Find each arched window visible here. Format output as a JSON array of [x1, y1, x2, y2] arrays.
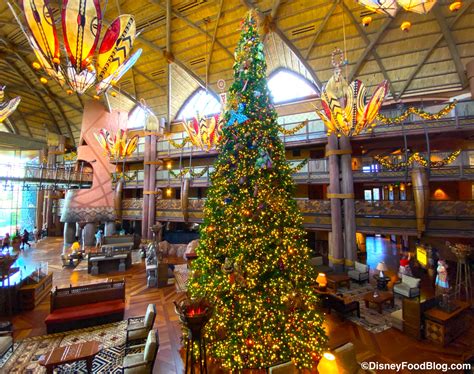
[[127, 105, 148, 129], [176, 89, 221, 121], [268, 69, 317, 104]]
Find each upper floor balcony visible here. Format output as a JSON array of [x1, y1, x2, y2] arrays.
[[120, 198, 474, 237], [145, 100, 474, 160], [118, 149, 474, 189]]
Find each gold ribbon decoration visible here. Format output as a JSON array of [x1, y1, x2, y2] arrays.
[[376, 101, 457, 125], [278, 120, 308, 135]]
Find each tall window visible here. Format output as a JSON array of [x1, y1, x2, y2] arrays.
[[176, 89, 221, 121], [267, 70, 317, 104]]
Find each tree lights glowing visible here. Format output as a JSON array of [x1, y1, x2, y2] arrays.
[[188, 11, 327, 370]]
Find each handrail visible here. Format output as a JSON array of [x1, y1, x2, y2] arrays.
[[0, 164, 93, 183]]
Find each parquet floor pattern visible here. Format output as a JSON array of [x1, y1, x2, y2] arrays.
[[4, 238, 474, 373]]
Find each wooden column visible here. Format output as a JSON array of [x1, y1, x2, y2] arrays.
[[411, 164, 429, 238], [147, 135, 158, 240], [326, 134, 344, 271], [142, 136, 151, 239], [339, 135, 356, 267]]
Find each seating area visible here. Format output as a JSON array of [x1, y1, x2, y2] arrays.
[[45, 280, 126, 333], [393, 274, 421, 298]]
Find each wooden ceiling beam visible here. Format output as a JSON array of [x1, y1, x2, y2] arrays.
[[132, 66, 165, 94], [304, 0, 339, 60], [240, 0, 322, 91], [148, 0, 234, 59], [432, 6, 468, 88], [4, 118, 17, 134], [340, 2, 396, 98], [5, 91, 32, 137], [270, 0, 282, 19], [397, 3, 471, 98], [206, 0, 224, 86]]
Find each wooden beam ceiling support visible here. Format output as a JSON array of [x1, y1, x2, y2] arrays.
[[270, 0, 282, 19], [0, 131, 47, 150], [340, 2, 396, 98], [397, 3, 471, 98], [432, 6, 468, 88], [349, 15, 396, 81], [240, 0, 322, 91], [148, 0, 234, 60], [4, 118, 17, 134], [304, 0, 339, 60], [206, 0, 224, 86], [132, 66, 165, 94]]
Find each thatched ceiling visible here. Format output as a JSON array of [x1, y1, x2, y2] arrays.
[[0, 0, 473, 145]]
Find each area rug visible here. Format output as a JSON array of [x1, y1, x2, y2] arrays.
[[336, 283, 402, 334], [1, 321, 127, 373]]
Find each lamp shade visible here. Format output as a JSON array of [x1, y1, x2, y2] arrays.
[[317, 352, 340, 374], [397, 0, 437, 14], [357, 0, 399, 17], [316, 273, 327, 287], [376, 262, 388, 272]]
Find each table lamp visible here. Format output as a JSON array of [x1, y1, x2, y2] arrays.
[[317, 352, 339, 374], [316, 273, 327, 291], [376, 261, 388, 278]]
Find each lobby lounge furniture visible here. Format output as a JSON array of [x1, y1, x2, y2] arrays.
[[327, 274, 351, 291], [101, 243, 133, 253], [424, 300, 470, 346], [309, 256, 333, 274], [333, 342, 376, 373], [389, 309, 404, 331], [363, 291, 394, 314], [373, 274, 391, 291], [122, 330, 159, 374], [38, 340, 101, 374], [348, 262, 369, 284], [61, 254, 78, 268], [18, 272, 53, 310], [45, 280, 125, 333], [393, 274, 420, 298], [88, 251, 132, 275], [103, 234, 140, 249], [126, 304, 156, 347], [325, 293, 360, 319], [0, 329, 13, 358], [402, 295, 437, 340]]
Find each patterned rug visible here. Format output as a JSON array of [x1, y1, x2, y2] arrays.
[[1, 321, 127, 373], [337, 283, 402, 334]]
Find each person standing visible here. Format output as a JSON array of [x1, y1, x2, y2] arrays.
[[21, 229, 31, 250], [2, 233, 10, 251], [33, 226, 39, 243], [95, 230, 103, 248]]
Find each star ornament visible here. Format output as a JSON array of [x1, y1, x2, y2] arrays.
[[226, 103, 249, 127]]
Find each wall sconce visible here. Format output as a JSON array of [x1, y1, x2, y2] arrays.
[[400, 183, 405, 191], [166, 162, 172, 170], [166, 187, 172, 197]]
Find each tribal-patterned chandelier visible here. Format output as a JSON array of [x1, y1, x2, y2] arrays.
[[8, 0, 142, 95], [0, 86, 21, 123], [358, 0, 438, 16]]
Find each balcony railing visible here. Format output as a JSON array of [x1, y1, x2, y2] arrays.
[[148, 100, 474, 159]]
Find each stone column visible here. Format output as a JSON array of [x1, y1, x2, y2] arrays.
[[326, 134, 344, 271], [104, 222, 116, 236], [411, 164, 429, 238], [35, 189, 45, 232], [339, 135, 357, 267], [142, 136, 151, 239], [82, 222, 96, 246]]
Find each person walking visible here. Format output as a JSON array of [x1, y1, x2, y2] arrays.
[[21, 229, 31, 250], [2, 233, 10, 251], [33, 226, 40, 243]]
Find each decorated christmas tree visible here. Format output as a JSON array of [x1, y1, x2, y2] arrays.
[[188, 12, 327, 370]]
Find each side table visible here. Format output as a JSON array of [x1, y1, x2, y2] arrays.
[[374, 275, 390, 290]]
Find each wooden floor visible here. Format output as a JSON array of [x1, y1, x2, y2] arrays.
[[3, 237, 474, 374]]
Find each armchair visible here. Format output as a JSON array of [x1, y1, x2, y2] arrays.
[[0, 330, 13, 358], [122, 330, 159, 374], [325, 293, 360, 319], [333, 342, 376, 373], [61, 255, 78, 268], [348, 262, 369, 284], [308, 256, 333, 274], [393, 274, 420, 298], [126, 304, 156, 348]]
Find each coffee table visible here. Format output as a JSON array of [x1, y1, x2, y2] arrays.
[[327, 274, 351, 291], [38, 340, 101, 374], [363, 291, 394, 313]]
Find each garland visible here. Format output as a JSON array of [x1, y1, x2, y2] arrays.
[[291, 159, 308, 172], [374, 150, 461, 171], [63, 152, 77, 161], [170, 166, 210, 178], [376, 101, 457, 125], [111, 171, 137, 182], [168, 137, 190, 149], [278, 120, 308, 135]]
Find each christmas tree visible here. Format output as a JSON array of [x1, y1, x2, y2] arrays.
[[188, 12, 327, 370]]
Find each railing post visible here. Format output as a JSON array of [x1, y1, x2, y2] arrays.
[[455, 104, 459, 128]]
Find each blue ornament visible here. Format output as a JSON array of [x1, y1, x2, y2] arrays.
[[227, 103, 249, 127], [224, 197, 232, 204]]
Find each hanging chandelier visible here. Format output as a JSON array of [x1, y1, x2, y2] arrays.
[[94, 128, 139, 161], [8, 0, 142, 95], [358, 0, 438, 16], [182, 114, 223, 152], [0, 86, 21, 123]]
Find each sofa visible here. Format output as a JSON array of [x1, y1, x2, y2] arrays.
[[103, 234, 140, 249], [45, 280, 125, 333], [158, 239, 199, 260], [393, 274, 421, 298], [348, 261, 369, 284], [309, 256, 333, 274]]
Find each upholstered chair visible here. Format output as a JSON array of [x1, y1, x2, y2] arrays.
[[393, 274, 421, 298], [126, 304, 156, 347], [333, 342, 376, 374], [348, 262, 369, 284], [122, 330, 159, 374], [0, 330, 13, 358]]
